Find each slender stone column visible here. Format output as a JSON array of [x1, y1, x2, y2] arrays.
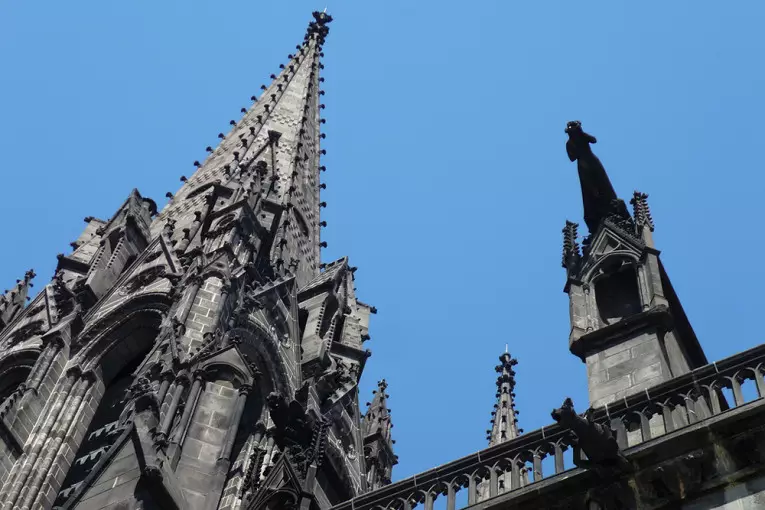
[[205, 384, 251, 510], [209, 283, 231, 334], [177, 275, 202, 325], [368, 462, 377, 489], [27, 371, 96, 510], [262, 431, 276, 472], [156, 368, 173, 407], [169, 371, 204, 468], [158, 372, 188, 440], [27, 336, 64, 393], [220, 384, 251, 462], [0, 367, 79, 508]]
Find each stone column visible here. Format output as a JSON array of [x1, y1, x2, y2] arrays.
[[369, 461, 379, 489], [204, 384, 252, 510], [209, 282, 232, 335], [220, 384, 251, 462], [169, 371, 204, 468], [23, 370, 96, 510], [156, 367, 174, 407], [0, 367, 80, 507], [27, 336, 64, 393], [262, 431, 276, 473], [177, 275, 202, 325], [157, 372, 188, 444]]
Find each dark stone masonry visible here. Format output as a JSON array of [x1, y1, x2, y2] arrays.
[[1, 11, 764, 510]]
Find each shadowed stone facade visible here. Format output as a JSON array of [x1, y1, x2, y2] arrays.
[[0, 12, 395, 510]]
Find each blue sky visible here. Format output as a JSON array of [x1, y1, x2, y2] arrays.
[[2, 1, 765, 482]]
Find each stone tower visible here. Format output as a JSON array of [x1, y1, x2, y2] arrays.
[[0, 12, 391, 510], [561, 121, 707, 408]]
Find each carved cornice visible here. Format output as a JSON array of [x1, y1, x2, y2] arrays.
[[569, 305, 673, 361]]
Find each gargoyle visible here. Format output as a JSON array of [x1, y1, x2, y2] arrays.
[[565, 121, 630, 233], [551, 397, 630, 474]]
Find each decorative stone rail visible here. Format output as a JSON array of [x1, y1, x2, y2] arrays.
[[333, 343, 765, 510]]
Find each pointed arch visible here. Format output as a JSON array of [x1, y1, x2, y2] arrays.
[[0, 348, 40, 405], [582, 252, 640, 285], [228, 321, 293, 398], [74, 293, 171, 375], [53, 297, 167, 508]]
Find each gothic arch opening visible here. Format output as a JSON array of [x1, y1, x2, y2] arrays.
[[54, 354, 148, 507], [54, 312, 161, 508], [0, 350, 38, 405], [594, 259, 642, 325]]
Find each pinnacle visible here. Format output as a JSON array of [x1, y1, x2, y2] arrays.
[[485, 348, 521, 446], [0, 269, 36, 330]]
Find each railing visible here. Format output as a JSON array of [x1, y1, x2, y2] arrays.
[[333, 343, 765, 510]]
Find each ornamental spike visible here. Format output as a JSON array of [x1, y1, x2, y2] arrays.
[[630, 191, 655, 232], [562, 220, 581, 270]]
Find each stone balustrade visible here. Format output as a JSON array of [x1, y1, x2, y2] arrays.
[[333, 343, 765, 510]]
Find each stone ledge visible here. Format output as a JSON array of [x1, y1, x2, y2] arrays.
[[569, 305, 673, 361]]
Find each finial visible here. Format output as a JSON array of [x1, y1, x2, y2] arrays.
[[505, 343, 508, 353], [562, 220, 581, 270], [630, 191, 654, 232]]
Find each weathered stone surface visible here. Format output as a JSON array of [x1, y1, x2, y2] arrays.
[[0, 11, 382, 510]]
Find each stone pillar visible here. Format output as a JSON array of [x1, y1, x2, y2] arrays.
[[262, 431, 276, 473], [26, 336, 64, 393], [177, 276, 202, 325], [156, 367, 173, 407], [157, 372, 188, 444], [220, 384, 251, 462], [0, 367, 79, 508], [28, 371, 97, 510], [204, 384, 251, 510], [169, 371, 204, 468], [209, 283, 232, 334], [367, 462, 377, 489]]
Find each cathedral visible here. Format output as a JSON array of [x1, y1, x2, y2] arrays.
[[1, 11, 765, 510]]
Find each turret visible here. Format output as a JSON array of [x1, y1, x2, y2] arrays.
[[562, 121, 707, 408]]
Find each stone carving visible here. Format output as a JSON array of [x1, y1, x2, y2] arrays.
[[7, 320, 45, 347], [565, 121, 631, 233], [123, 265, 167, 293], [551, 398, 630, 473]]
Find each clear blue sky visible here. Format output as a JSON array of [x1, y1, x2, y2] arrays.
[[2, 1, 765, 482]]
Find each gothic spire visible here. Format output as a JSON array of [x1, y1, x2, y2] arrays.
[[485, 350, 520, 446], [0, 269, 35, 330], [152, 11, 333, 286], [363, 379, 397, 489]]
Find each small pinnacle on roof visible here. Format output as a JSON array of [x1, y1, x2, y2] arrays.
[[485, 349, 521, 447], [630, 191, 655, 232], [562, 220, 581, 270], [0, 269, 36, 328]]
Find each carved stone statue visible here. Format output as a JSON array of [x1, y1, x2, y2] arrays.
[[551, 398, 630, 474], [565, 121, 630, 233]]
